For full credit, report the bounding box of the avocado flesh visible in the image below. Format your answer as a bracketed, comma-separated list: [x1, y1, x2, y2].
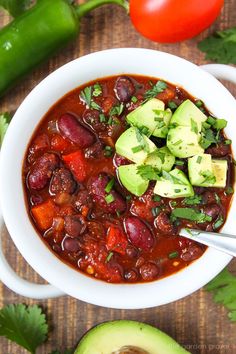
[154, 169, 194, 198]
[75, 320, 190, 354]
[118, 164, 149, 196]
[167, 126, 204, 158]
[126, 98, 171, 138]
[188, 154, 227, 188]
[115, 127, 157, 164]
[145, 147, 175, 172]
[171, 99, 207, 133]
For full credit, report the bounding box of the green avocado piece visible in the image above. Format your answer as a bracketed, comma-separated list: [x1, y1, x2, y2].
[126, 98, 172, 138]
[75, 320, 190, 354]
[154, 169, 194, 199]
[167, 126, 204, 158]
[118, 164, 149, 196]
[188, 154, 227, 188]
[171, 99, 207, 133]
[115, 127, 157, 164]
[145, 147, 175, 172]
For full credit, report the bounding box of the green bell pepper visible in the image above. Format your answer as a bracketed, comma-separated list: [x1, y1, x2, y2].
[0, 0, 128, 97]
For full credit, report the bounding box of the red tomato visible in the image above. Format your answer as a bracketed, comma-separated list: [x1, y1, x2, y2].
[130, 0, 224, 43]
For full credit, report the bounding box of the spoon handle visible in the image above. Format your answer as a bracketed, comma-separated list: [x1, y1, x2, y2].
[179, 228, 236, 258]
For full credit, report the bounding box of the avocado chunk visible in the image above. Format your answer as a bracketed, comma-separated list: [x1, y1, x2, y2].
[115, 127, 157, 164]
[167, 126, 204, 158]
[171, 99, 207, 133]
[118, 164, 149, 196]
[154, 169, 194, 198]
[145, 147, 175, 172]
[126, 98, 172, 138]
[75, 320, 190, 354]
[188, 154, 227, 187]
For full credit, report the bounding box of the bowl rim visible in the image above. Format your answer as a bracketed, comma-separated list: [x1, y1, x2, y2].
[0, 48, 235, 309]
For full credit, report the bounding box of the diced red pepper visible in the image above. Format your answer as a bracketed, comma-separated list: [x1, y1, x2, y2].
[51, 134, 70, 152]
[62, 150, 87, 182]
[31, 199, 57, 230]
[107, 226, 128, 255]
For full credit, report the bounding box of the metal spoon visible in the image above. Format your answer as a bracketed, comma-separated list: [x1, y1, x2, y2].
[179, 228, 236, 257]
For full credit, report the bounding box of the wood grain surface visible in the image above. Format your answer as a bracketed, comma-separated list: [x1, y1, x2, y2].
[0, 1, 236, 353]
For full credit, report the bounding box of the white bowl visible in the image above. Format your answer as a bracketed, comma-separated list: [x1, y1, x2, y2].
[0, 48, 236, 309]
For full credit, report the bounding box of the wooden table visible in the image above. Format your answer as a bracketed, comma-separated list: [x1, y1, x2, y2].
[0, 1, 236, 353]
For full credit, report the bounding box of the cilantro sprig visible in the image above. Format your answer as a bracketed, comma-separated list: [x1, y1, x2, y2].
[0, 304, 48, 353]
[206, 268, 236, 321]
[144, 81, 167, 100]
[198, 27, 236, 64]
[171, 207, 212, 223]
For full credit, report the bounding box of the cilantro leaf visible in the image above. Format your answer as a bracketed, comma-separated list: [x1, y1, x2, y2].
[198, 27, 236, 64]
[206, 268, 236, 321]
[171, 207, 212, 223]
[0, 0, 31, 17]
[183, 195, 203, 205]
[137, 165, 161, 181]
[144, 81, 167, 100]
[0, 304, 48, 353]
[0, 112, 11, 146]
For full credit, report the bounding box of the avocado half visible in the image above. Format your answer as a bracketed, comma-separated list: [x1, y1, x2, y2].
[75, 320, 190, 354]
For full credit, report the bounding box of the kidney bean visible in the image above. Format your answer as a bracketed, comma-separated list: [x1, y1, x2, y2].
[50, 168, 77, 195]
[139, 262, 159, 281]
[85, 141, 104, 159]
[181, 245, 203, 262]
[202, 191, 217, 204]
[126, 245, 139, 259]
[28, 153, 59, 190]
[87, 173, 126, 214]
[114, 76, 135, 103]
[83, 110, 107, 132]
[206, 143, 230, 157]
[154, 212, 176, 235]
[124, 269, 139, 282]
[30, 194, 43, 206]
[64, 215, 87, 238]
[63, 236, 80, 253]
[74, 190, 94, 212]
[58, 113, 95, 148]
[113, 153, 131, 167]
[202, 204, 221, 221]
[124, 216, 154, 252]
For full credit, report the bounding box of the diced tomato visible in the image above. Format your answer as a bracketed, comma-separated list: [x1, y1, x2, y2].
[51, 134, 70, 152]
[157, 88, 175, 102]
[30, 134, 50, 153]
[62, 150, 88, 182]
[107, 226, 128, 255]
[31, 200, 57, 230]
[58, 205, 75, 216]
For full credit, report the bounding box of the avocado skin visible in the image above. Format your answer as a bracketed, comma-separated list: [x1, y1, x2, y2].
[75, 320, 190, 354]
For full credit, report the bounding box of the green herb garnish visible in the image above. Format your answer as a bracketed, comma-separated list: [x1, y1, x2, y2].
[213, 215, 224, 230]
[173, 139, 183, 146]
[131, 96, 138, 103]
[224, 139, 232, 145]
[171, 208, 212, 223]
[132, 145, 143, 153]
[105, 178, 115, 193]
[168, 101, 178, 110]
[200, 170, 216, 184]
[80, 86, 92, 107]
[151, 207, 160, 217]
[109, 103, 124, 117]
[195, 100, 203, 108]
[168, 251, 179, 259]
[93, 83, 102, 97]
[144, 81, 167, 100]
[137, 165, 161, 181]
[225, 187, 234, 195]
[106, 252, 114, 263]
[153, 195, 161, 202]
[197, 156, 202, 164]
[198, 28, 236, 64]
[183, 195, 202, 205]
[213, 119, 227, 130]
[0, 304, 48, 353]
[205, 267, 236, 321]
[99, 113, 106, 123]
[175, 160, 185, 166]
[105, 194, 115, 204]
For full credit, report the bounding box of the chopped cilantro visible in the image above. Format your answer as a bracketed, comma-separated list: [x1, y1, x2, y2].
[99, 113, 106, 123]
[168, 251, 179, 259]
[168, 101, 178, 110]
[144, 81, 167, 100]
[105, 194, 115, 204]
[213, 215, 224, 230]
[93, 83, 102, 97]
[132, 145, 143, 153]
[80, 86, 92, 107]
[131, 96, 138, 103]
[175, 160, 185, 166]
[225, 187, 234, 195]
[109, 103, 124, 117]
[195, 100, 203, 108]
[171, 208, 212, 223]
[90, 101, 101, 111]
[224, 139, 232, 145]
[200, 170, 216, 184]
[214, 119, 227, 130]
[183, 195, 202, 205]
[173, 139, 183, 146]
[153, 195, 161, 202]
[137, 165, 161, 181]
[105, 178, 115, 193]
[106, 252, 114, 263]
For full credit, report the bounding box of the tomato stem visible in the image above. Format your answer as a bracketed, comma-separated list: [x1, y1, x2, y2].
[74, 0, 129, 19]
